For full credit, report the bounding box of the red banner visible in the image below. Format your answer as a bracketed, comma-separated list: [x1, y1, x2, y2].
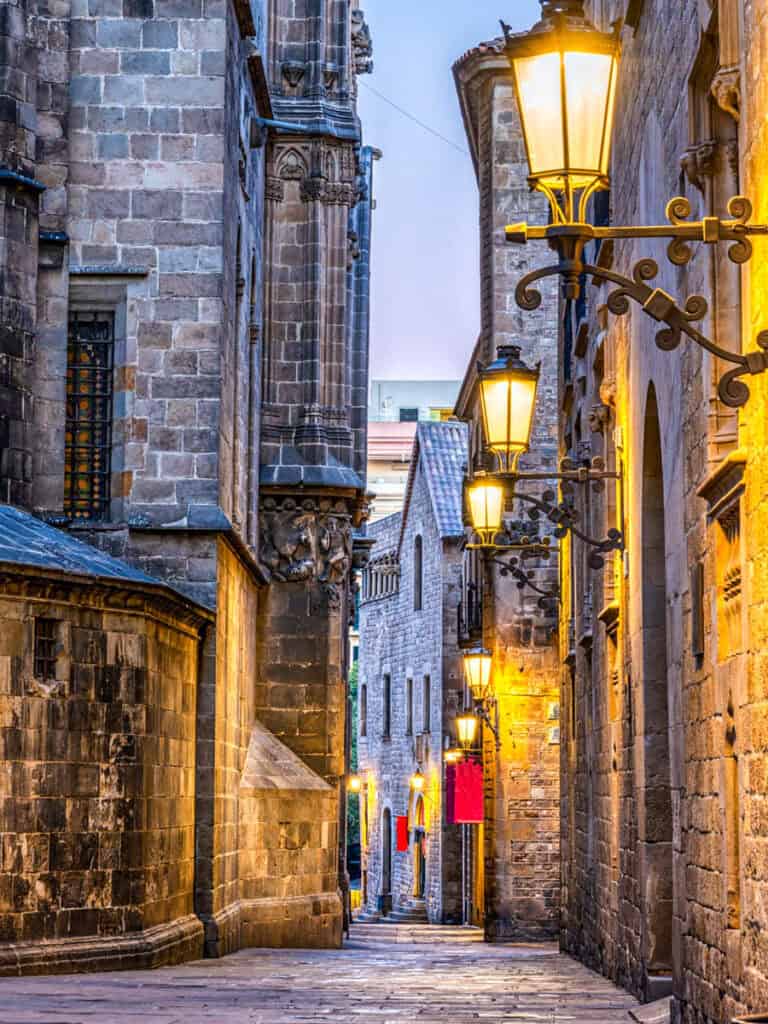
[446, 760, 483, 824]
[396, 814, 409, 851]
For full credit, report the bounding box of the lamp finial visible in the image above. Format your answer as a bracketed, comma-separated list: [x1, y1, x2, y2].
[540, 0, 585, 16]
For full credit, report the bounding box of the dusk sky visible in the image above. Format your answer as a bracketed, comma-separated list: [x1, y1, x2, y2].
[359, 0, 541, 381]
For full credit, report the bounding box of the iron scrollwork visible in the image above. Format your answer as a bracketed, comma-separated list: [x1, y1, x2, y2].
[509, 194, 768, 407]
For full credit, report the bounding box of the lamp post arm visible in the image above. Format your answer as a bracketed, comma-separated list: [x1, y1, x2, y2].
[513, 256, 768, 408]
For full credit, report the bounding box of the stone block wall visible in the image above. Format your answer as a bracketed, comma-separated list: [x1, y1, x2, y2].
[559, 1, 768, 1020]
[0, 568, 209, 973]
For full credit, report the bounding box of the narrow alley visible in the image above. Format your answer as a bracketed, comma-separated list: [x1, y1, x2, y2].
[0, 924, 645, 1024]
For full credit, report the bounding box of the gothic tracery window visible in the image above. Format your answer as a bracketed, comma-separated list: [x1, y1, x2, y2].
[64, 311, 115, 520]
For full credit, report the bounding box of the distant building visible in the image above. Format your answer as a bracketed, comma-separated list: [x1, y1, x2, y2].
[367, 381, 461, 521]
[358, 420, 468, 923]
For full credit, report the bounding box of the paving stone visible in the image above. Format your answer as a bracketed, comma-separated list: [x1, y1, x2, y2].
[0, 926, 641, 1024]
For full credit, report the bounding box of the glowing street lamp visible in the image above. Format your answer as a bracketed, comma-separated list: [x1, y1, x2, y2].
[478, 346, 540, 473]
[456, 713, 480, 752]
[467, 472, 505, 547]
[410, 769, 425, 792]
[463, 647, 493, 703]
[444, 747, 464, 764]
[502, 1, 620, 226]
[347, 774, 362, 794]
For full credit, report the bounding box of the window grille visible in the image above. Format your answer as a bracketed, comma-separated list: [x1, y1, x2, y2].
[64, 311, 115, 520]
[34, 618, 57, 680]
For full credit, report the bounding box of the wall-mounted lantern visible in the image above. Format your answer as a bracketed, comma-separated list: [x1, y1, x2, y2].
[463, 647, 493, 703]
[478, 346, 540, 474]
[347, 774, 362, 793]
[410, 769, 425, 792]
[467, 472, 505, 547]
[456, 713, 480, 751]
[502, 0, 768, 407]
[444, 747, 464, 764]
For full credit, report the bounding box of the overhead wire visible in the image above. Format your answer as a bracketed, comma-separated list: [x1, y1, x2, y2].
[359, 80, 470, 156]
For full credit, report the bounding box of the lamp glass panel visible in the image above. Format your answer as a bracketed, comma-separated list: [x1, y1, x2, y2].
[464, 651, 492, 700]
[481, 376, 538, 455]
[513, 52, 564, 179]
[469, 481, 504, 535]
[600, 57, 618, 175]
[563, 51, 614, 185]
[456, 714, 479, 749]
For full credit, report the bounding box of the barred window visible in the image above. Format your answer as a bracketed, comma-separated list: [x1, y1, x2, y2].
[34, 618, 57, 680]
[64, 311, 115, 520]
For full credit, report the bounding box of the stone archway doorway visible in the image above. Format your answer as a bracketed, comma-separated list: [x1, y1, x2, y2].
[413, 796, 426, 898]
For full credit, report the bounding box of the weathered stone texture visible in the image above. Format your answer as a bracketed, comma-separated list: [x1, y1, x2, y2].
[452, 38, 561, 942]
[0, 565, 210, 973]
[561, 2, 768, 1021]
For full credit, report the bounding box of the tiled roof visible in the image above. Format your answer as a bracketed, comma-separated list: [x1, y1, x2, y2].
[0, 504, 162, 586]
[398, 421, 468, 550]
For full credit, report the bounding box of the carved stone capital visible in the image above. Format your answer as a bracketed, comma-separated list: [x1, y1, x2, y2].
[711, 65, 740, 123]
[680, 140, 718, 192]
[265, 176, 284, 202]
[351, 9, 373, 76]
[588, 403, 611, 434]
[281, 61, 305, 89]
[259, 495, 354, 604]
[301, 178, 357, 206]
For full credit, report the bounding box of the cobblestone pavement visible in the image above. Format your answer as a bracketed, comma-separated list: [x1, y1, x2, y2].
[0, 923, 642, 1024]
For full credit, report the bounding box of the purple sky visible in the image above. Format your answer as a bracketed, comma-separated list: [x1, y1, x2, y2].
[359, 0, 542, 381]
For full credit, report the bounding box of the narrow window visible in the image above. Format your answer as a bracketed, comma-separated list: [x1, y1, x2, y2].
[64, 311, 115, 520]
[34, 618, 57, 680]
[383, 674, 391, 739]
[414, 535, 423, 611]
[406, 678, 413, 736]
[423, 675, 431, 733]
[360, 684, 367, 738]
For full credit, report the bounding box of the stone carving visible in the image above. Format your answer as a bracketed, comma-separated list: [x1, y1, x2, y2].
[323, 64, 339, 90]
[711, 66, 740, 122]
[301, 178, 357, 206]
[281, 61, 305, 89]
[588, 403, 611, 434]
[680, 140, 718, 192]
[265, 176, 284, 202]
[351, 10, 373, 75]
[260, 496, 353, 603]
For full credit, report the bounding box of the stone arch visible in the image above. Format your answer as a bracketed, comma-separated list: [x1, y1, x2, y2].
[639, 383, 674, 985]
[276, 146, 308, 181]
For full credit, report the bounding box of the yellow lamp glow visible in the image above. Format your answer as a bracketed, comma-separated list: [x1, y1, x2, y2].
[463, 647, 493, 702]
[467, 473, 505, 546]
[444, 747, 464, 764]
[456, 713, 479, 751]
[502, 1, 620, 223]
[410, 770, 425, 792]
[347, 774, 362, 793]
[478, 346, 540, 473]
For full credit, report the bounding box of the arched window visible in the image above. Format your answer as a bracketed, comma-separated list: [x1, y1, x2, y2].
[414, 535, 423, 611]
[382, 674, 391, 739]
[360, 684, 367, 738]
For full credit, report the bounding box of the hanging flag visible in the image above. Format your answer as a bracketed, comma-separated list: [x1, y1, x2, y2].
[396, 814, 409, 851]
[448, 760, 484, 824]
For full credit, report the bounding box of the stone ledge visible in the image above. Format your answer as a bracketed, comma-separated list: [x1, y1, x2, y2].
[0, 914, 204, 977]
[240, 893, 343, 950]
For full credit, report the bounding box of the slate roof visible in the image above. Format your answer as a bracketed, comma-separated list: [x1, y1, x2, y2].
[0, 504, 164, 587]
[399, 420, 468, 552]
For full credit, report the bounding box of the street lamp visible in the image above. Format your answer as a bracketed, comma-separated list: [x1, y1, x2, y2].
[478, 346, 540, 473]
[502, 0, 768, 406]
[444, 747, 464, 764]
[502, 0, 619, 226]
[467, 472, 505, 546]
[463, 647, 493, 703]
[456, 713, 480, 752]
[410, 769, 425, 792]
[347, 774, 362, 794]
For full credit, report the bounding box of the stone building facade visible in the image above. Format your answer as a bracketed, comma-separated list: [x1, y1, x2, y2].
[451, 35, 561, 941]
[357, 421, 467, 924]
[556, 1, 768, 1021]
[0, 0, 375, 972]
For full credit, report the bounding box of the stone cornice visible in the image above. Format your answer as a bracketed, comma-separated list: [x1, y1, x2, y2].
[696, 449, 747, 522]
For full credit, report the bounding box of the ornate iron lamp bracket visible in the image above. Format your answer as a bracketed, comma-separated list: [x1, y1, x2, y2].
[508, 195, 768, 407]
